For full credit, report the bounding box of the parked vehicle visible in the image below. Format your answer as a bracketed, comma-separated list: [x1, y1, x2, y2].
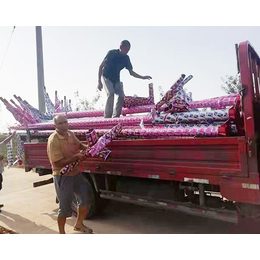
[24, 41, 260, 232]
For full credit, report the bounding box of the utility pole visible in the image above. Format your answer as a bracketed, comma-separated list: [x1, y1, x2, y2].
[35, 26, 46, 113]
[235, 43, 240, 74]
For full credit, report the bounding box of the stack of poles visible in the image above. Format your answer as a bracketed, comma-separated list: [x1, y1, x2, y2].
[10, 80, 242, 139]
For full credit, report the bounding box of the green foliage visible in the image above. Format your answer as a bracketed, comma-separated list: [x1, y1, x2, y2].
[74, 90, 101, 111]
[221, 74, 242, 94]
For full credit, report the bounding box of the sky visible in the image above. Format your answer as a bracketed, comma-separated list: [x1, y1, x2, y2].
[0, 26, 260, 132]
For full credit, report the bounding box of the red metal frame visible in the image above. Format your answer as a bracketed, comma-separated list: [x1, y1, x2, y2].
[24, 41, 260, 205]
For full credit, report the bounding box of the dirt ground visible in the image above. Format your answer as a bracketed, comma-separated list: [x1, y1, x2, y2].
[0, 167, 240, 234]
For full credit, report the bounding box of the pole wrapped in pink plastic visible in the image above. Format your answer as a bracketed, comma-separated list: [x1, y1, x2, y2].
[59, 124, 122, 175]
[88, 123, 122, 157]
[150, 107, 235, 124]
[55, 91, 63, 113]
[55, 104, 156, 118]
[25, 114, 151, 130]
[156, 74, 187, 112]
[123, 83, 154, 108]
[189, 94, 240, 109]
[0, 97, 32, 126]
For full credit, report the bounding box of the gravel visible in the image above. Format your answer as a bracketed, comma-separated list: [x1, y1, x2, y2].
[0, 225, 18, 234]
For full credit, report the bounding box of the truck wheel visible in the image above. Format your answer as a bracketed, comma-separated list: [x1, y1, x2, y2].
[236, 203, 260, 233]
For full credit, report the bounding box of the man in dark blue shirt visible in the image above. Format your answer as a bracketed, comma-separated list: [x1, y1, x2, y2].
[98, 40, 152, 118]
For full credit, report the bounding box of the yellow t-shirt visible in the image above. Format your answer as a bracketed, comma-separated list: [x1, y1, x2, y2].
[47, 130, 82, 176]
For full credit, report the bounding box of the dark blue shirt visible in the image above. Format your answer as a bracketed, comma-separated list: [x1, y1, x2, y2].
[102, 49, 133, 83]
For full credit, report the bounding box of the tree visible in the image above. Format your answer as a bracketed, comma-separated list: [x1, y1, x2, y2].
[74, 90, 101, 111]
[158, 86, 164, 100]
[221, 74, 242, 94]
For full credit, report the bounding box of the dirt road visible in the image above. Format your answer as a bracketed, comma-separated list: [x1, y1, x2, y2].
[0, 167, 236, 234]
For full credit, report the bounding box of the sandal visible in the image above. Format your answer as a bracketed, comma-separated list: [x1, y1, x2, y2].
[73, 224, 93, 234]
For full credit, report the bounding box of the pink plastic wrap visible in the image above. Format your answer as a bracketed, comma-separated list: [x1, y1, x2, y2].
[10, 99, 37, 124]
[88, 123, 122, 157]
[150, 108, 235, 124]
[25, 114, 151, 130]
[55, 104, 156, 118]
[121, 105, 156, 116]
[0, 98, 32, 126]
[189, 94, 240, 109]
[55, 110, 104, 118]
[123, 83, 154, 108]
[55, 91, 63, 113]
[155, 75, 185, 111]
[59, 124, 122, 175]
[164, 99, 189, 113]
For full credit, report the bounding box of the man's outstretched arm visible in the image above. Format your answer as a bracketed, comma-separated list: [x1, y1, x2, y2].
[129, 70, 152, 80]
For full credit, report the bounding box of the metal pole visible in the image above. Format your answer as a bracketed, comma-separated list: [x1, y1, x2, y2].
[198, 184, 205, 206]
[35, 26, 46, 113]
[235, 43, 240, 74]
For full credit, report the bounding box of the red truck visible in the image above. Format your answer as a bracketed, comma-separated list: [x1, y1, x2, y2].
[24, 41, 260, 232]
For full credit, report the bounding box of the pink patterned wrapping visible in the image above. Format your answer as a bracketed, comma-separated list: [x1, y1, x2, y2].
[53, 94, 240, 119]
[162, 76, 193, 113]
[24, 114, 151, 130]
[123, 83, 154, 108]
[92, 123, 227, 138]
[150, 108, 235, 124]
[97, 147, 111, 160]
[164, 99, 189, 113]
[10, 99, 37, 124]
[54, 109, 104, 118]
[189, 94, 240, 109]
[13, 95, 41, 123]
[85, 129, 99, 146]
[43, 86, 55, 115]
[0, 97, 33, 126]
[85, 130, 112, 160]
[55, 91, 63, 113]
[59, 124, 122, 175]
[121, 105, 156, 116]
[55, 104, 156, 118]
[156, 74, 187, 112]
[88, 123, 122, 157]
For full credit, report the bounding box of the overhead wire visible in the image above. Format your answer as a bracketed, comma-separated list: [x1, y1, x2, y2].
[0, 26, 16, 75]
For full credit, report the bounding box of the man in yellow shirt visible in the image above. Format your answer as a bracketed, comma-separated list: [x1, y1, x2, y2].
[47, 115, 93, 234]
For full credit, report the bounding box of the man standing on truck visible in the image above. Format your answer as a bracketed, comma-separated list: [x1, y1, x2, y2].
[98, 40, 152, 118]
[0, 131, 16, 213]
[47, 115, 93, 234]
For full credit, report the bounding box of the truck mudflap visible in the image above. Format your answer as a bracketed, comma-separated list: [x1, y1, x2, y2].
[221, 178, 260, 204]
[99, 189, 238, 224]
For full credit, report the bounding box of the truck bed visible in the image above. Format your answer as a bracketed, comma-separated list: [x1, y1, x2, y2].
[24, 136, 249, 184]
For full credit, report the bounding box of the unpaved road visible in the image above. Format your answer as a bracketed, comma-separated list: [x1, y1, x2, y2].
[0, 167, 236, 234]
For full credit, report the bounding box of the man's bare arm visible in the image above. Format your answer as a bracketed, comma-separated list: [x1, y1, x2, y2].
[129, 70, 152, 80]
